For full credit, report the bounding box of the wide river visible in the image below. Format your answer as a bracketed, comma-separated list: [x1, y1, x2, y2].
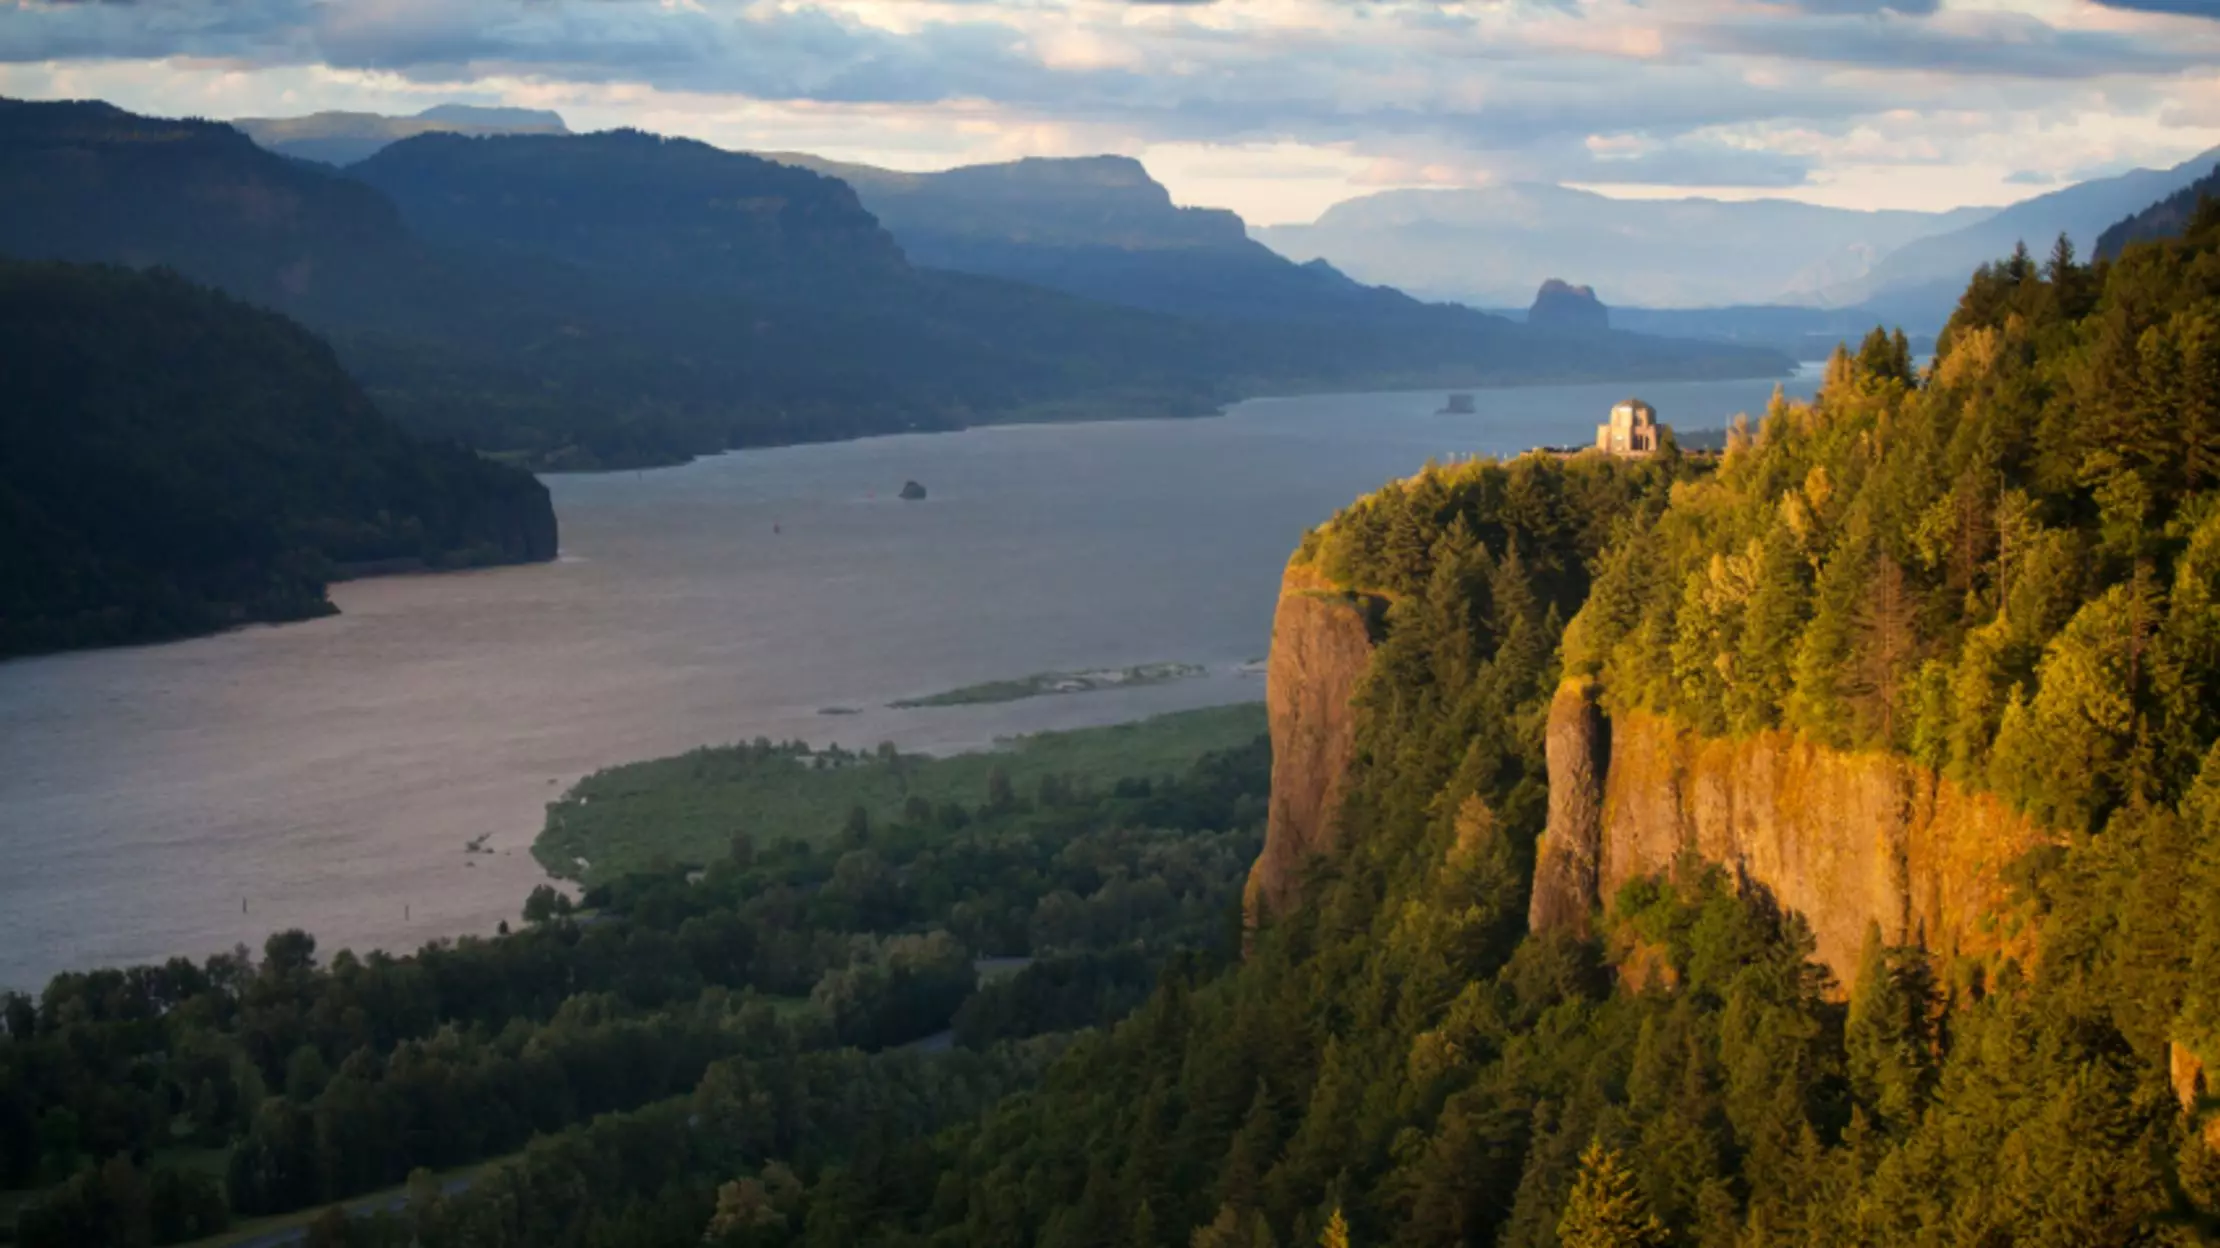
[0, 375, 1815, 990]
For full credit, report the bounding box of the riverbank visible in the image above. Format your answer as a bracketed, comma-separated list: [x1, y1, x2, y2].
[534, 703, 1266, 885]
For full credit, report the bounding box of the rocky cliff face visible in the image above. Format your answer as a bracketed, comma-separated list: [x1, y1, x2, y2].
[1243, 561, 1379, 928]
[1527, 680, 1610, 938]
[1530, 683, 2051, 985]
[1250, 583, 2055, 986]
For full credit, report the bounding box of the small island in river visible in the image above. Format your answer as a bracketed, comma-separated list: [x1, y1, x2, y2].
[888, 661, 1208, 709]
[899, 480, 928, 501]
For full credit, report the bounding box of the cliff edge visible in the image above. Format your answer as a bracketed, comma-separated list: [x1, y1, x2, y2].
[1527, 679, 1610, 938]
[1242, 560, 1380, 929]
[1529, 681, 2052, 986]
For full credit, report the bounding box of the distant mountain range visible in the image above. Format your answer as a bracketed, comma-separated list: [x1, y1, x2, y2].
[222, 101, 2220, 350]
[2098, 162, 2220, 258]
[0, 98, 1785, 472]
[1258, 147, 2220, 339]
[233, 104, 569, 167]
[1815, 144, 2220, 323]
[1255, 184, 1992, 310]
[762, 152, 1403, 325]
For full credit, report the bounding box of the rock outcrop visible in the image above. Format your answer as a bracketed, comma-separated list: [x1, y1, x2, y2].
[1529, 684, 2052, 987]
[1242, 561, 1380, 929]
[1528, 680, 1610, 938]
[1527, 279, 1610, 334]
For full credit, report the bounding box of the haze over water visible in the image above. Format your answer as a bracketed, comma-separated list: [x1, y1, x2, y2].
[0, 376, 1814, 990]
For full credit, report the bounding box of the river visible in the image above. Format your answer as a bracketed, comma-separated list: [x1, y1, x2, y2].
[0, 374, 1815, 991]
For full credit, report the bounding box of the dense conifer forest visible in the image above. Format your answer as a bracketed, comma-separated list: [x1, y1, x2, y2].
[0, 737, 1265, 1245]
[0, 260, 554, 659]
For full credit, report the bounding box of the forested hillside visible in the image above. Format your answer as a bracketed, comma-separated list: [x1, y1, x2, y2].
[15, 130, 2220, 1248]
[0, 261, 554, 659]
[0, 98, 1790, 470]
[352, 132, 1793, 407]
[665, 198, 2218, 1244]
[0, 726, 1267, 1246]
[0, 99, 1199, 470]
[795, 201, 2220, 1246]
[2102, 164, 2220, 259]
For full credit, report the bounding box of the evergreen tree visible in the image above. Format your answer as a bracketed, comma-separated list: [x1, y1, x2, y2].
[1556, 1141, 1667, 1248]
[1843, 923, 1932, 1132]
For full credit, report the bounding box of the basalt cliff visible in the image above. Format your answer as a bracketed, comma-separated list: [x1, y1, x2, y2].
[1242, 562, 1382, 928]
[1525, 680, 2051, 985]
[1247, 561, 2051, 992]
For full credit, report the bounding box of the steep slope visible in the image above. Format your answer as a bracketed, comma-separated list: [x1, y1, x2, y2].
[1833, 142, 2220, 322]
[0, 260, 555, 659]
[352, 129, 906, 289]
[2098, 162, 2220, 257]
[1528, 694, 2049, 982]
[765, 152, 1412, 325]
[234, 104, 569, 167]
[1242, 563, 1381, 928]
[1, 96, 1787, 473]
[1257, 182, 1989, 308]
[870, 188, 2220, 1247]
[356, 134, 1794, 391]
[0, 99, 1230, 469]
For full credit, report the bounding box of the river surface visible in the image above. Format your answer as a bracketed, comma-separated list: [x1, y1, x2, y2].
[0, 375, 1815, 991]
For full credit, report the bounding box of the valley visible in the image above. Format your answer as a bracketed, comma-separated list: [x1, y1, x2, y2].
[7, 14, 2220, 1241]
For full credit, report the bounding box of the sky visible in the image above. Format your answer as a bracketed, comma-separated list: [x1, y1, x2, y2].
[4, 0, 2220, 224]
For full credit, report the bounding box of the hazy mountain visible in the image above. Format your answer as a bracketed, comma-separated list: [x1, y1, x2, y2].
[0, 99, 1787, 469]
[1605, 304, 1934, 362]
[762, 151, 1496, 327]
[233, 104, 569, 167]
[2096, 162, 2220, 258]
[1254, 183, 1992, 309]
[352, 132, 1789, 389]
[352, 130, 907, 289]
[0, 99, 1239, 468]
[1827, 144, 2220, 323]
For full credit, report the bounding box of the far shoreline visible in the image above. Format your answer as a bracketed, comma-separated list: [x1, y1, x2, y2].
[530, 359, 1814, 477]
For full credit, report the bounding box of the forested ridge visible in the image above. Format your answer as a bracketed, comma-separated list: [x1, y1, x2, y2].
[0, 260, 554, 660]
[0, 97, 1790, 472]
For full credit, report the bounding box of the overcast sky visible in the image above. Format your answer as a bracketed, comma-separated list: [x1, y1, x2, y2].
[4, 0, 2219, 223]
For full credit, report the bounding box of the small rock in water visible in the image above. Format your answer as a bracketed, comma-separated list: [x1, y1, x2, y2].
[899, 480, 928, 501]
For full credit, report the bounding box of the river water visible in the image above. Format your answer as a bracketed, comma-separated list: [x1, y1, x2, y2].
[0, 375, 1814, 991]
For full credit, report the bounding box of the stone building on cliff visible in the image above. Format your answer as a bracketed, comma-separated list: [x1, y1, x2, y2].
[1596, 398, 1662, 456]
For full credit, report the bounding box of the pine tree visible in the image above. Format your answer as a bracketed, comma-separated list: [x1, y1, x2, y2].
[1843, 923, 1931, 1132]
[1849, 555, 1919, 747]
[1219, 1081, 1278, 1214]
[1318, 1206, 1350, 1248]
[1556, 1141, 1667, 1248]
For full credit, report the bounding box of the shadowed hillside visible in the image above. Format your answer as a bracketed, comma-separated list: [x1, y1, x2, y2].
[0, 260, 555, 658]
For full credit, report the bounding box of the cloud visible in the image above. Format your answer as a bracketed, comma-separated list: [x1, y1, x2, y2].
[1687, 7, 2207, 77]
[2087, 0, 2220, 17]
[1752, 0, 1940, 14]
[1570, 139, 1814, 187]
[5, 0, 2220, 221]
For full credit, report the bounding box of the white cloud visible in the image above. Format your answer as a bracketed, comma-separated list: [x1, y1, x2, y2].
[3, 0, 2219, 221]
